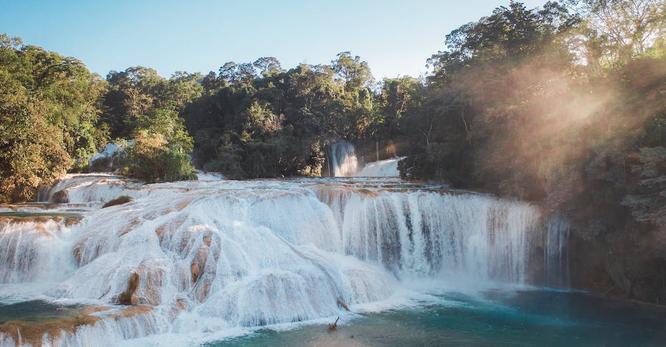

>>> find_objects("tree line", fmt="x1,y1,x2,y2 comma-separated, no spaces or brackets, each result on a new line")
0,39,418,201
0,0,664,205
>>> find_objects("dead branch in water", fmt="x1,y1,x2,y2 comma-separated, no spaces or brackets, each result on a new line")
327,316,340,332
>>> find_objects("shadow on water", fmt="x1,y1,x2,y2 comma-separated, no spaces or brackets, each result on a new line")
207,290,666,347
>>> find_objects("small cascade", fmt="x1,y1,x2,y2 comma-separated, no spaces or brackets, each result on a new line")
355,157,404,177
0,218,74,284
544,216,570,287
38,174,139,204
328,141,358,177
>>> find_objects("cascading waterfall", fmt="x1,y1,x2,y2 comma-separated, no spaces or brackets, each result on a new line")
544,215,570,288
0,219,74,284
328,141,358,177
315,186,539,282
0,175,567,346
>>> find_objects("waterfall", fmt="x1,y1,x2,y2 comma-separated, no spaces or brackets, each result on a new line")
0,176,565,346
355,157,404,177
315,186,539,282
544,216,570,288
38,174,140,204
328,141,358,177
0,218,74,284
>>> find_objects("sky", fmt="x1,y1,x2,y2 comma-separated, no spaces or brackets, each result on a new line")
0,0,548,80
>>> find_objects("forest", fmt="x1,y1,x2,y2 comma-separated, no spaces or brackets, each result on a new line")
2,0,663,203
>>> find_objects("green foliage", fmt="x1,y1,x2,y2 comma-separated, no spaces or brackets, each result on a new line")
120,109,196,183
563,0,664,67
182,54,378,179
2,0,661,204
101,67,202,139
373,77,423,140
400,1,666,201
0,34,104,202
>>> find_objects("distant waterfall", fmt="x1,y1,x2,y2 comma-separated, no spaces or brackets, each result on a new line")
328,141,358,177
355,157,404,177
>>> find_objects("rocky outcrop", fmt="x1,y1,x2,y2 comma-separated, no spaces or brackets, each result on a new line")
116,272,140,305
559,147,666,305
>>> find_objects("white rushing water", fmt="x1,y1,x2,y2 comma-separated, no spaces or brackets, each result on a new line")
328,140,402,177
37,173,142,204
328,141,358,177
355,157,404,177
0,175,565,346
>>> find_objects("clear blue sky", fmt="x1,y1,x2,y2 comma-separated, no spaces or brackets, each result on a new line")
0,0,548,79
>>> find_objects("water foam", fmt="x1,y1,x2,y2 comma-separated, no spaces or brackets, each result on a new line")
0,176,561,346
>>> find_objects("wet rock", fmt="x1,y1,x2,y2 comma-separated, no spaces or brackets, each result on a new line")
116,272,140,305
563,147,666,305
0,306,103,347
0,213,81,226
102,195,132,208
191,245,209,284
51,190,69,203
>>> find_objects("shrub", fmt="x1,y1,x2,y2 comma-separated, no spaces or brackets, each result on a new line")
120,109,197,183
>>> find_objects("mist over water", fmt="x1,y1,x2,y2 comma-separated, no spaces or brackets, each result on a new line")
0,174,569,346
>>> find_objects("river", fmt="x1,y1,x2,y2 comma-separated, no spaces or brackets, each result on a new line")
0,170,658,346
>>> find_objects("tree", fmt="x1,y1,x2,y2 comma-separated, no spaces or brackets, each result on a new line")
120,108,196,182
564,0,666,66
102,66,164,138
0,71,70,202
332,52,374,91
253,57,283,77
428,2,578,82
0,34,104,201
181,53,386,179
374,77,423,139
101,67,202,139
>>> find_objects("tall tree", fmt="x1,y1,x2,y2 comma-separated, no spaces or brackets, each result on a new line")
0,34,104,201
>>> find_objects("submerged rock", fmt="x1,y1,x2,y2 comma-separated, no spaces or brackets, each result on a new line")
0,306,102,347
0,304,155,347
102,195,132,208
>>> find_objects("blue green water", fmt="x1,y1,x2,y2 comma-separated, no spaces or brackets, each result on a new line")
0,300,83,323
209,290,666,347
